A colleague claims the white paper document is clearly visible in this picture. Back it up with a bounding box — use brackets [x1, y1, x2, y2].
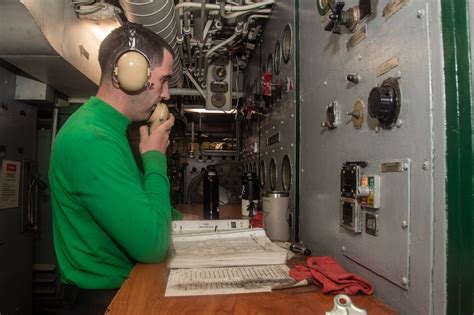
[172, 219, 250, 235]
[165, 264, 293, 297]
[0, 160, 21, 209]
[168, 228, 287, 268]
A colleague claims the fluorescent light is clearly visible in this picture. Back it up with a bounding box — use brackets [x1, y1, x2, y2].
[184, 108, 235, 114]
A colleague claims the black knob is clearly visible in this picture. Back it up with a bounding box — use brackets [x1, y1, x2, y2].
[368, 80, 400, 127]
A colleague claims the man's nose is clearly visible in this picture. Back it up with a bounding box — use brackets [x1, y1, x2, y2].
[161, 82, 170, 100]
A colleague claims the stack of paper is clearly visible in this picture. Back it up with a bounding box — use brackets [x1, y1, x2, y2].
[168, 228, 287, 269]
[165, 265, 292, 297]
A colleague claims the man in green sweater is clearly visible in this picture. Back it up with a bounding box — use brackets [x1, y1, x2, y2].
[49, 23, 182, 313]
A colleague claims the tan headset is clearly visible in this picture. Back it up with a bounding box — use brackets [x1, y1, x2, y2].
[113, 28, 152, 92]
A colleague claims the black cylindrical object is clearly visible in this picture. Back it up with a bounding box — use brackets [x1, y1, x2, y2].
[242, 172, 259, 202]
[203, 167, 219, 219]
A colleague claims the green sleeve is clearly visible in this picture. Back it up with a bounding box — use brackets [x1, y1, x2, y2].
[74, 141, 172, 263]
[172, 207, 183, 220]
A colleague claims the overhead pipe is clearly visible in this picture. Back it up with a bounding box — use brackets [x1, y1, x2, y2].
[201, 0, 207, 43]
[174, 1, 274, 13]
[222, 8, 271, 20]
[119, 0, 183, 87]
[169, 88, 244, 98]
[183, 10, 194, 72]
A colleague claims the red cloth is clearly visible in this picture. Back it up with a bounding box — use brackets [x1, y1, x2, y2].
[250, 211, 263, 228]
[289, 256, 373, 295]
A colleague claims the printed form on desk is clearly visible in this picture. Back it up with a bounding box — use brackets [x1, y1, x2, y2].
[165, 226, 292, 297]
[165, 265, 292, 297]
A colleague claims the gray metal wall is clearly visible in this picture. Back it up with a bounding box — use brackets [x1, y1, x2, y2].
[244, 0, 447, 313]
[298, 1, 446, 314]
[0, 65, 37, 315]
[243, 0, 297, 237]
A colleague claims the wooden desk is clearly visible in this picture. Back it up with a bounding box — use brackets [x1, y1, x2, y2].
[107, 204, 397, 314]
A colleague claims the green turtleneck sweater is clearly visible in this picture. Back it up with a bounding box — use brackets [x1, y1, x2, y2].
[49, 97, 182, 289]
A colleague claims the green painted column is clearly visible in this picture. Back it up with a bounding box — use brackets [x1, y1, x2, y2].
[441, 0, 474, 313]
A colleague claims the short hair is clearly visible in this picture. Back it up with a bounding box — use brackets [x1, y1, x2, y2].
[98, 22, 174, 83]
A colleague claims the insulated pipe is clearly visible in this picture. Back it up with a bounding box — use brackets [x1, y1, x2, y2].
[120, 0, 183, 87]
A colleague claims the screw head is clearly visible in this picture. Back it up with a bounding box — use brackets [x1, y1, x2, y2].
[417, 9, 424, 18]
[342, 245, 346, 252]
[396, 119, 403, 128]
[422, 160, 430, 170]
[401, 276, 409, 285]
[402, 220, 409, 229]
[375, 126, 380, 133]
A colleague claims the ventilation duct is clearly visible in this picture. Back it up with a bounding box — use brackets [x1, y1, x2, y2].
[0, 0, 101, 98]
[119, 0, 184, 87]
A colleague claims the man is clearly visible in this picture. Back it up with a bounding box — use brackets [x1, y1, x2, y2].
[49, 24, 182, 313]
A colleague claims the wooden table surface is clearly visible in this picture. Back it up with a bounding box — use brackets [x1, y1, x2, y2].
[107, 204, 397, 315]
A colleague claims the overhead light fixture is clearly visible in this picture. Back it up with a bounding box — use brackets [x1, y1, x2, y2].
[183, 108, 235, 114]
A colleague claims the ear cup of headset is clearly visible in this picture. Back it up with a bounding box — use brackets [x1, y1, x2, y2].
[114, 51, 150, 92]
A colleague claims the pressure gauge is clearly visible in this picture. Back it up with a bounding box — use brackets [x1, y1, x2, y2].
[274, 40, 282, 75]
[266, 53, 273, 74]
[281, 154, 292, 191]
[317, 0, 330, 15]
[282, 24, 292, 64]
[269, 157, 277, 191]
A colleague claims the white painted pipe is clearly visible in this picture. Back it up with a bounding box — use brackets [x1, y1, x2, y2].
[174, 1, 274, 13]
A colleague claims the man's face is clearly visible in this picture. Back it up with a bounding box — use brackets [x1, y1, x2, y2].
[132, 49, 173, 121]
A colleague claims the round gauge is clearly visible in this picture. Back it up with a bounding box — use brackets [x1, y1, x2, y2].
[259, 160, 266, 189]
[269, 158, 277, 191]
[281, 154, 292, 191]
[273, 40, 282, 75]
[282, 24, 292, 64]
[212, 66, 227, 81]
[317, 0, 330, 16]
[266, 53, 273, 74]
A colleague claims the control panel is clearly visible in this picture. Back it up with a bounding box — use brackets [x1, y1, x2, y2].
[206, 55, 232, 110]
[340, 161, 381, 233]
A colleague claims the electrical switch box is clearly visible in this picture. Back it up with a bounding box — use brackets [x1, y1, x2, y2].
[357, 175, 381, 209]
[340, 198, 362, 233]
[206, 55, 232, 111]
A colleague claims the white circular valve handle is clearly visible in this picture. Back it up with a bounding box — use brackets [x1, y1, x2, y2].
[148, 103, 169, 133]
[325, 294, 367, 315]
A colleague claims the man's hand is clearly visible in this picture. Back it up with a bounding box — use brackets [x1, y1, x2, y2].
[139, 113, 175, 154]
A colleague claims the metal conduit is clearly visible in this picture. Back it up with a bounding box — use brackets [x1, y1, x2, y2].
[120, 0, 183, 87]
